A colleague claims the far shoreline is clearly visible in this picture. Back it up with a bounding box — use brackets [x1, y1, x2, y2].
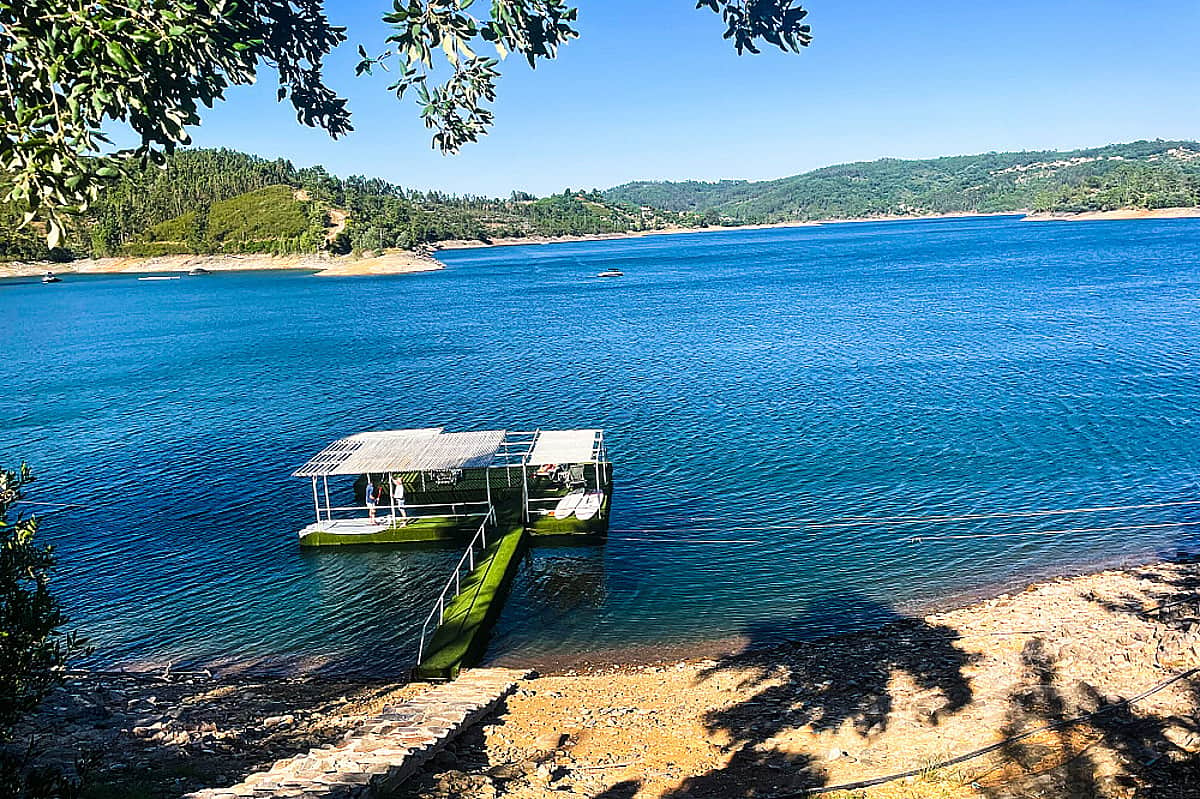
[434, 206, 1200, 253]
[431, 212, 1018, 252]
[0, 250, 446, 281]
[1022, 206, 1200, 222]
[8, 206, 1200, 279]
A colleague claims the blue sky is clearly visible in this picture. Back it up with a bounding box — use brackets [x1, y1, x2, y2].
[180, 0, 1200, 196]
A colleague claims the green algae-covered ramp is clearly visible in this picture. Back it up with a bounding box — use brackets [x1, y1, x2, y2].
[415, 526, 527, 680]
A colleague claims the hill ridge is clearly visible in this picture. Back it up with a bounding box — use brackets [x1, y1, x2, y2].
[605, 139, 1200, 223]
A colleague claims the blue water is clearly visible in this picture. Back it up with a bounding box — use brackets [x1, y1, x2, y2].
[7, 215, 1200, 674]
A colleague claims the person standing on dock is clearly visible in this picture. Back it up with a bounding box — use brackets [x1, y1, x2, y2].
[391, 474, 407, 520]
[366, 476, 378, 522]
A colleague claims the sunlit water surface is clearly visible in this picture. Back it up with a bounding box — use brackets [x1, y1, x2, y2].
[7, 216, 1200, 674]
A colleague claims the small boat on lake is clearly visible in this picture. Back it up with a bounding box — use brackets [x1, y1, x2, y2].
[188, 267, 210, 276]
[138, 275, 182, 281]
[41, 271, 61, 284]
[597, 268, 624, 278]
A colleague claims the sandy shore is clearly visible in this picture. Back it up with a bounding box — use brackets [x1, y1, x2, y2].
[433, 213, 1028, 251]
[13, 558, 1200, 798]
[432, 220, 821, 250]
[817, 211, 1024, 225]
[434, 207, 1200, 253]
[9, 207, 1197, 280]
[308, 250, 445, 277]
[410, 559, 1200, 799]
[1023, 206, 1200, 222]
[0, 250, 444, 280]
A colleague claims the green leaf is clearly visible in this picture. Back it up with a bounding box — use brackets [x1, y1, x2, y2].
[105, 41, 131, 68]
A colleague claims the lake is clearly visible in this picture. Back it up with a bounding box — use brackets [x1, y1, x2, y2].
[7, 215, 1200, 674]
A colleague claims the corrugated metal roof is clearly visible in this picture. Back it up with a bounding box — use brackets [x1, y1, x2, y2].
[406, 430, 506, 471]
[294, 427, 605, 477]
[293, 428, 444, 476]
[527, 429, 602, 466]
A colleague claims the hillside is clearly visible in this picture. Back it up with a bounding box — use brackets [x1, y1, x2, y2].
[128, 185, 323, 257]
[606, 140, 1200, 222]
[7, 140, 1200, 264]
[5, 149, 705, 262]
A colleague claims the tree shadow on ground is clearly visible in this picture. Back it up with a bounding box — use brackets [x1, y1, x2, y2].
[662, 590, 975, 798]
[5, 671, 419, 798]
[592, 780, 641, 799]
[976, 636, 1200, 799]
[390, 723, 502, 799]
[1083, 557, 1200, 634]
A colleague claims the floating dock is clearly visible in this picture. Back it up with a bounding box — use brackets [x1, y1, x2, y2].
[292, 427, 613, 678]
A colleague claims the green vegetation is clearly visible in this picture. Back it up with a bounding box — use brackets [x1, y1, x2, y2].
[10, 148, 703, 261]
[606, 140, 1200, 222]
[128, 185, 322, 257]
[2, 1, 807, 240]
[415, 526, 527, 681]
[361, 1, 809, 154]
[15, 140, 1200, 264]
[86, 150, 316, 257]
[0, 465, 81, 795]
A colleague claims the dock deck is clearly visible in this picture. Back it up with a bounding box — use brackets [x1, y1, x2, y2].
[297, 515, 484, 547]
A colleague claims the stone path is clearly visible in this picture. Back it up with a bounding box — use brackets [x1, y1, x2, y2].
[182, 668, 531, 799]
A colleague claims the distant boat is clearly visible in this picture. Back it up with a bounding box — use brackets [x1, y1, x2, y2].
[596, 268, 624, 278]
[41, 271, 60, 284]
[138, 276, 182, 281]
[188, 267, 210, 276]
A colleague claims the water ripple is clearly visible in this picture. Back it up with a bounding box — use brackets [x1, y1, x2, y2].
[5, 218, 1200, 673]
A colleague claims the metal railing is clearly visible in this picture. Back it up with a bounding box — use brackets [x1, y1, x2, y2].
[415, 506, 497, 664]
[317, 500, 491, 522]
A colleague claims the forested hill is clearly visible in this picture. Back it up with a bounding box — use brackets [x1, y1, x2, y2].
[0, 149, 703, 261]
[606, 140, 1200, 223]
[6, 140, 1200, 262]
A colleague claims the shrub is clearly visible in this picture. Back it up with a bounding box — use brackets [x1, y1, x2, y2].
[0, 465, 80, 794]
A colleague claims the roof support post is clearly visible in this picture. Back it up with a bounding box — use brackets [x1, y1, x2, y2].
[389, 472, 397, 524]
[522, 461, 530, 525]
[485, 466, 494, 518]
[311, 477, 320, 523]
[598, 432, 606, 490]
[322, 476, 331, 522]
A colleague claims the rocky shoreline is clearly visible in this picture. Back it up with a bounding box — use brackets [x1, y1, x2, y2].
[0, 250, 445, 280]
[1022, 207, 1200, 222]
[10, 559, 1200, 798]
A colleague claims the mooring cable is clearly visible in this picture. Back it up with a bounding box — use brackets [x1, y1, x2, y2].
[763, 666, 1200, 797]
[800, 499, 1200, 529]
[603, 518, 1200, 547]
[605, 498, 1200, 540]
[908, 519, 1200, 543]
